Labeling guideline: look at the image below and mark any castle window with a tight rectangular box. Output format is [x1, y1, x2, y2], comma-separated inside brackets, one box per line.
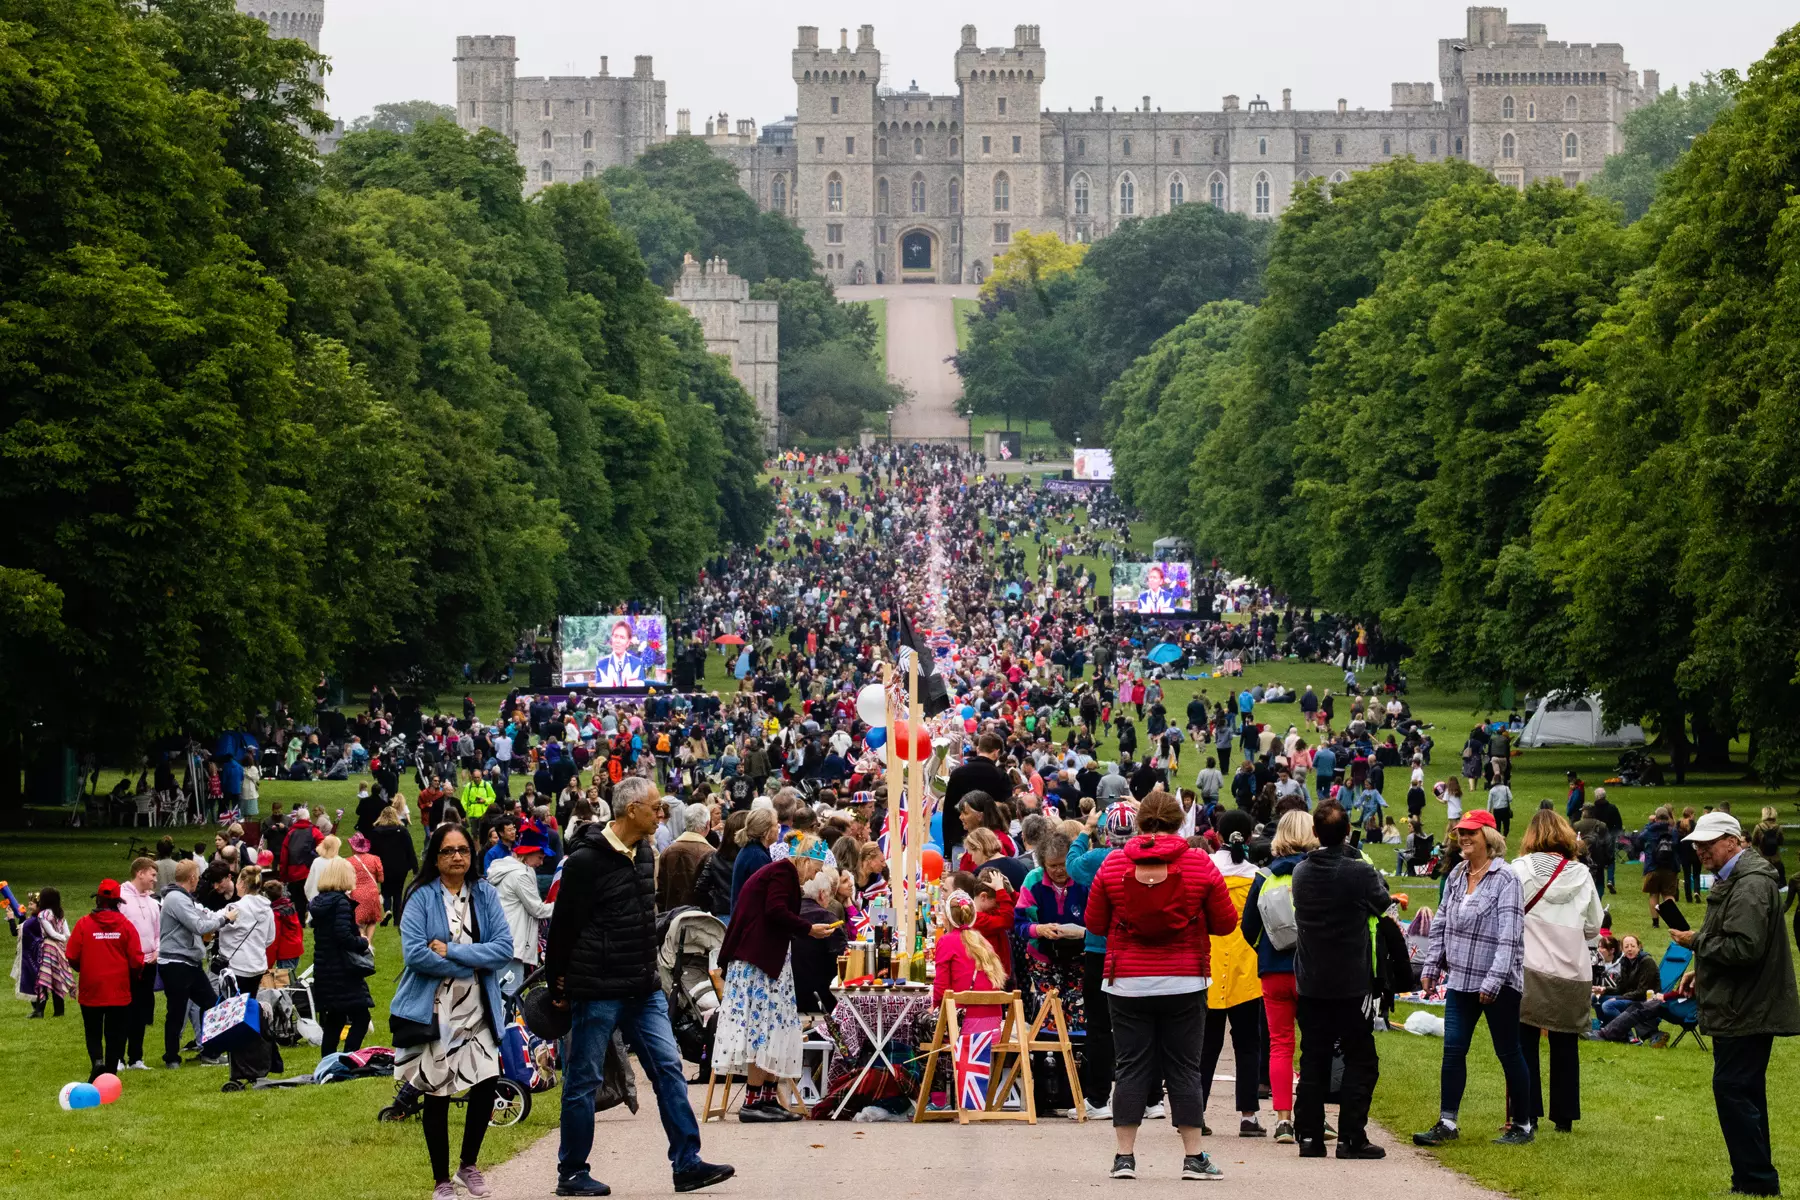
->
[1073, 173, 1090, 215]
[914, 137, 923, 156]
[1564, 131, 1579, 159]
[827, 172, 844, 212]
[1172, 138, 1182, 157]
[1076, 137, 1086, 157]
[542, 130, 553, 149]
[1526, 101, 1536, 120]
[542, 99, 551, 117]
[949, 137, 959, 155]
[1168, 174, 1185, 207]
[584, 99, 592, 116]
[1565, 94, 1579, 119]
[949, 177, 961, 212]
[1118, 173, 1135, 215]
[878, 226, 887, 244]
[1454, 135, 1464, 156]
[1382, 137, 1391, 155]
[1429, 135, 1437, 155]
[994, 222, 1010, 243]
[540, 161, 553, 182]
[827, 224, 843, 244]
[982, 136, 991, 154]
[831, 96, 840, 115]
[1334, 136, 1344, 156]
[877, 177, 889, 214]
[1254, 172, 1270, 214]
[771, 175, 787, 212]
[879, 137, 888, 156]
[583, 130, 593, 149]
[1122, 136, 1132, 157]
[911, 174, 926, 213]
[1212, 137, 1222, 157]
[816, 137, 825, 154]
[1208, 173, 1225, 209]
[1300, 135, 1311, 157]
[1502, 132, 1516, 160]
[950, 225, 959, 244]
[998, 97, 1007, 115]
[993, 172, 1010, 212]
[846, 136, 855, 154]
[582, 162, 594, 179]
[1503, 95, 1515, 119]
[1258, 137, 1268, 156]
[1012, 135, 1022, 154]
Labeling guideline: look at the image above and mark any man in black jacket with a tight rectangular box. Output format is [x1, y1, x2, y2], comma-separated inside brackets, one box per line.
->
[545, 776, 733, 1197]
[944, 732, 1012, 865]
[1291, 801, 1392, 1160]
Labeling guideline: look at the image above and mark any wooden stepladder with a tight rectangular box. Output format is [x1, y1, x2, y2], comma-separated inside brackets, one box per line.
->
[913, 990, 1040, 1124]
[997, 987, 1086, 1119]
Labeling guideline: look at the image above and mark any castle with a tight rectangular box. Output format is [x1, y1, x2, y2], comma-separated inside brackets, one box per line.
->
[670, 256, 781, 449]
[457, 8, 1656, 287]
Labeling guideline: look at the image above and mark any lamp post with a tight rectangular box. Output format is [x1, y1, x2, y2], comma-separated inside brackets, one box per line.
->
[886, 408, 894, 444]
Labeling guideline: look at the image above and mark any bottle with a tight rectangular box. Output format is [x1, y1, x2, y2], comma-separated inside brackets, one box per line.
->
[874, 925, 892, 979]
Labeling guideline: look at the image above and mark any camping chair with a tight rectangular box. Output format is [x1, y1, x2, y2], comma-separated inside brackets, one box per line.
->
[913, 990, 1036, 1125]
[1658, 943, 1706, 1051]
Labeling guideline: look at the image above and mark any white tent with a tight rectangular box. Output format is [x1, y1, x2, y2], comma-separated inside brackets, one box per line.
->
[1518, 693, 1645, 749]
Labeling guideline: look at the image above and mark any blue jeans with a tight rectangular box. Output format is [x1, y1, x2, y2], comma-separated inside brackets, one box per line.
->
[558, 990, 702, 1180]
[1441, 987, 1533, 1124]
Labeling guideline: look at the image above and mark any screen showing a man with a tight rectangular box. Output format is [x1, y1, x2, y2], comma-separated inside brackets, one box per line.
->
[595, 620, 645, 687]
[1137, 564, 1176, 614]
[1111, 561, 1193, 614]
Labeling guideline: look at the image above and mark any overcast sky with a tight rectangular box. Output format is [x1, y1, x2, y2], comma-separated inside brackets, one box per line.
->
[320, 1, 1792, 127]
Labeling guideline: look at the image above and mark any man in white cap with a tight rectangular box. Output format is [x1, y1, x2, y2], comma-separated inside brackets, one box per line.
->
[1670, 811, 1800, 1197]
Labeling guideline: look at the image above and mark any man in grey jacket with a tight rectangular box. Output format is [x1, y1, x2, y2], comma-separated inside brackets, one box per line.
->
[158, 858, 236, 1067]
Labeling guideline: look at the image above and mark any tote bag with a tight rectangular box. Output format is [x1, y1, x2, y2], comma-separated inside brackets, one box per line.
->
[1518, 860, 1593, 1033]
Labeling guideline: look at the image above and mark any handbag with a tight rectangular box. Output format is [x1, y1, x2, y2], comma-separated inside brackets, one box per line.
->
[389, 1012, 437, 1048]
[346, 945, 377, 977]
[1518, 858, 1593, 1033]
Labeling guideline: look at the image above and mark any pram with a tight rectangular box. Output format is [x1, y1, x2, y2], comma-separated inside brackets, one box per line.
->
[657, 907, 726, 1071]
[376, 970, 552, 1127]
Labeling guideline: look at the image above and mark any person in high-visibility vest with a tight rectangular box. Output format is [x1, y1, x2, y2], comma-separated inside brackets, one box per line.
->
[460, 770, 496, 823]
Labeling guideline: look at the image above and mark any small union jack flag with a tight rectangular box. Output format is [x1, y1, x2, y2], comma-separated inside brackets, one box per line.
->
[955, 1026, 995, 1111]
[846, 903, 871, 940]
[877, 805, 908, 857]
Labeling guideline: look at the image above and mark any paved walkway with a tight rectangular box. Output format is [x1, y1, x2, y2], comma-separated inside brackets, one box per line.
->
[853, 283, 977, 442]
[483, 1043, 1503, 1200]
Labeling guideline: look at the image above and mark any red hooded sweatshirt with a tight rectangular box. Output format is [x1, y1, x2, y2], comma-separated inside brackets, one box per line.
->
[1083, 833, 1237, 982]
[66, 910, 143, 1007]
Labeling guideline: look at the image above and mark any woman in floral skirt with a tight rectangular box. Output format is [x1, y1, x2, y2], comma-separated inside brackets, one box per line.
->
[715, 834, 837, 1122]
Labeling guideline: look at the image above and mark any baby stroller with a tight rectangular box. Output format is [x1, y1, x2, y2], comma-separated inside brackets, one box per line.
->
[376, 973, 550, 1127]
[657, 907, 726, 1073]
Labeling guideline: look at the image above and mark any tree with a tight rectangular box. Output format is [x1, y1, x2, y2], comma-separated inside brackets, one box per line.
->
[1590, 73, 1739, 222]
[779, 341, 908, 441]
[595, 174, 702, 287]
[749, 276, 877, 359]
[349, 100, 457, 134]
[981, 230, 1087, 303]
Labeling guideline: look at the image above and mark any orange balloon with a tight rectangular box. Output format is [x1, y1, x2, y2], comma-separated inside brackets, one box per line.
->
[921, 847, 944, 882]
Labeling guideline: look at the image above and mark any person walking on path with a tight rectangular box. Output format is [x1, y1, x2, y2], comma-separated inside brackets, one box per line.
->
[1413, 809, 1535, 1147]
[1669, 812, 1800, 1197]
[1083, 791, 1238, 1182]
[1509, 809, 1604, 1133]
[544, 776, 734, 1197]
[1241, 809, 1316, 1145]
[1290, 801, 1391, 1159]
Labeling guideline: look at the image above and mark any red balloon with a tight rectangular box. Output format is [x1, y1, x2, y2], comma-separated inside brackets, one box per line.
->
[894, 723, 927, 761]
[921, 847, 945, 882]
[93, 1073, 122, 1104]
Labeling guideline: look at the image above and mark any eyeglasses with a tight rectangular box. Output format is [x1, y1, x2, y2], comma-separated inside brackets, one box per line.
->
[438, 846, 472, 858]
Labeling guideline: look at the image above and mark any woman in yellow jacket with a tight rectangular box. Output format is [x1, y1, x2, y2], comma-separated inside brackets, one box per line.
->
[1201, 810, 1267, 1136]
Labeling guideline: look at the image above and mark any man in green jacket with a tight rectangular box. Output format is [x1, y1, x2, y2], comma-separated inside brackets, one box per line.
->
[1671, 812, 1800, 1197]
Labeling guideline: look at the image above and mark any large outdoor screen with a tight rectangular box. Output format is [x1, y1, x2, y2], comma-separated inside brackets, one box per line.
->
[559, 614, 668, 688]
[1072, 448, 1115, 481]
[1111, 562, 1194, 614]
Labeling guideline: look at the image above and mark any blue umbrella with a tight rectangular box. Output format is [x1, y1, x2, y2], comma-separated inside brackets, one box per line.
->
[1147, 643, 1184, 665]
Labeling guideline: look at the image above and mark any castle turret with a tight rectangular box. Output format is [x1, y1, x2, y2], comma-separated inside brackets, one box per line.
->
[455, 35, 517, 140]
[955, 24, 1046, 267]
[791, 23, 882, 284]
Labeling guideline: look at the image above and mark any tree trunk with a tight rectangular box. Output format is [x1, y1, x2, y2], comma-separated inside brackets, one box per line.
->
[0, 721, 22, 829]
[1690, 708, 1732, 771]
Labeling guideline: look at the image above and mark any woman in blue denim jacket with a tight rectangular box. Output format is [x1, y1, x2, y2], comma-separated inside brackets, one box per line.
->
[392, 823, 514, 1200]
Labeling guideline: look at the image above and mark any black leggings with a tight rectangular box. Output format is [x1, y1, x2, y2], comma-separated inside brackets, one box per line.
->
[82, 1004, 132, 1078]
[1200, 997, 1263, 1114]
[423, 1077, 500, 1183]
[382, 882, 408, 924]
[319, 1007, 371, 1057]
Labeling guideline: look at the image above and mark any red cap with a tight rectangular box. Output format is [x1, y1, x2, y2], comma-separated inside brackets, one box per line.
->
[1453, 810, 1498, 833]
[96, 879, 121, 901]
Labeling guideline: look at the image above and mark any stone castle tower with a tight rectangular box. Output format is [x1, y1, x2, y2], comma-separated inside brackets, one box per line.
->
[671, 256, 781, 449]
[454, 37, 666, 193]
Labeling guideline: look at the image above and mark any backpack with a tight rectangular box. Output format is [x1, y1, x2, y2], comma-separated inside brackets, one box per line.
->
[1650, 828, 1678, 871]
[656, 732, 671, 754]
[1113, 848, 1192, 943]
[1255, 872, 1298, 951]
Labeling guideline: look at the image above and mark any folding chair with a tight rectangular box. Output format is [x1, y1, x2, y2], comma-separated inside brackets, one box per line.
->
[914, 990, 1037, 1124]
[1659, 943, 1708, 1051]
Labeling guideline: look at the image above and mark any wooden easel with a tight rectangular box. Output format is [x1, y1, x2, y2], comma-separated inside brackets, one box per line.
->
[999, 988, 1086, 1118]
[699, 968, 807, 1121]
[912, 990, 1037, 1124]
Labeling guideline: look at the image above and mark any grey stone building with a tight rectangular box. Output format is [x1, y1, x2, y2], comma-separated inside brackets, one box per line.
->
[454, 36, 667, 193]
[461, 6, 1652, 285]
[670, 255, 781, 449]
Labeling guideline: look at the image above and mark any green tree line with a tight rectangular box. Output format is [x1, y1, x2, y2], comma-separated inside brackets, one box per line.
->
[1102, 28, 1800, 780]
[0, 0, 775, 794]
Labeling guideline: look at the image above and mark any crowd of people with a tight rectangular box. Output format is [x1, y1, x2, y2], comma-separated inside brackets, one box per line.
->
[13, 442, 1800, 1198]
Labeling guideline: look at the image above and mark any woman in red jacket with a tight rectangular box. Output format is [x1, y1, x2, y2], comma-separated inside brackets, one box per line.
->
[66, 879, 144, 1081]
[1084, 791, 1238, 1183]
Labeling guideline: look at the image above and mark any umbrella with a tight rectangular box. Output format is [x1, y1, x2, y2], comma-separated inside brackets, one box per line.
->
[713, 634, 745, 646]
[1147, 643, 1184, 665]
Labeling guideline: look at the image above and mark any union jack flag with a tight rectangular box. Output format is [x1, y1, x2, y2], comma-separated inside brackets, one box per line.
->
[877, 804, 908, 857]
[846, 903, 871, 940]
[955, 1026, 995, 1110]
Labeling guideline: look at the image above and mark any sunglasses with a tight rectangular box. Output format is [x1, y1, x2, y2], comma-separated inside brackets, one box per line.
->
[438, 845, 472, 858]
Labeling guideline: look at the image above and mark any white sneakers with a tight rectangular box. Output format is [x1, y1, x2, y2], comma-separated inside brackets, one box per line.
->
[1145, 1102, 1168, 1120]
[1075, 1100, 1112, 1120]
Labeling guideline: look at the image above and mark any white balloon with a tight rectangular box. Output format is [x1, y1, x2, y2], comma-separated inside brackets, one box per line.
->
[856, 683, 887, 727]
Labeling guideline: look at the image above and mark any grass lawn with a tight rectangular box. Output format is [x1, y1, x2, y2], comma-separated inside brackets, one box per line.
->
[952, 296, 978, 353]
[969, 412, 1068, 456]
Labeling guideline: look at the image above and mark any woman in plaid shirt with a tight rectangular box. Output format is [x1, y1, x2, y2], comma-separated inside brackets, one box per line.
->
[1411, 810, 1535, 1147]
